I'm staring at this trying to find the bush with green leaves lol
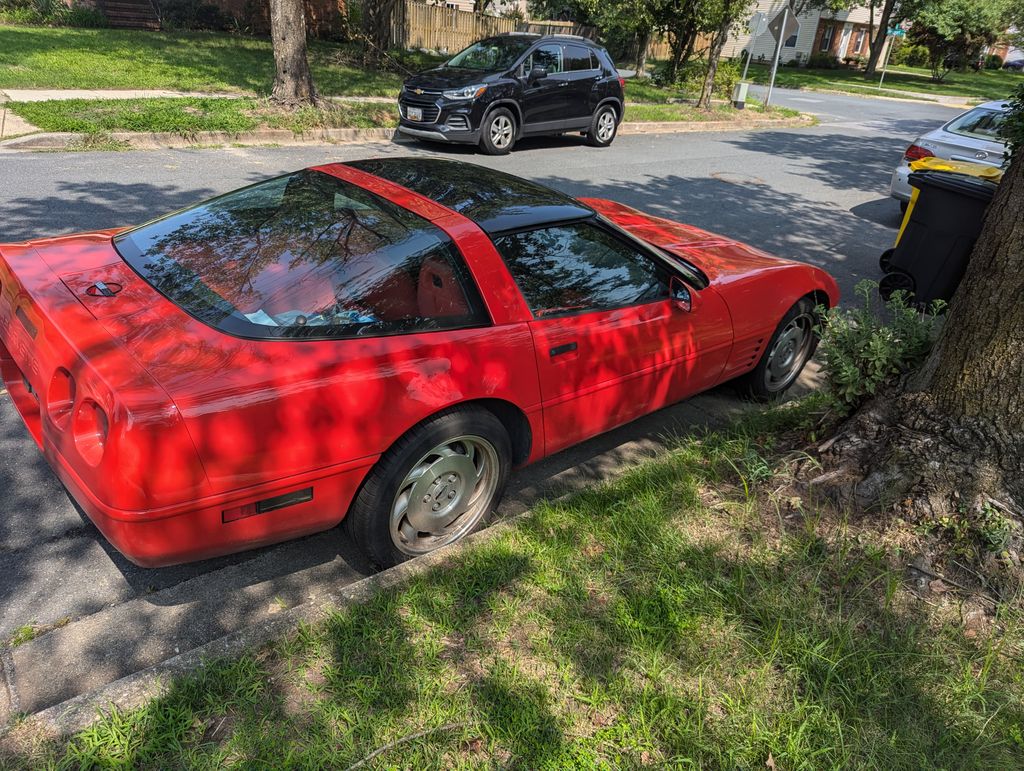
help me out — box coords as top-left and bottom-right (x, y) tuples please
(817, 280), (945, 411)
(806, 51), (840, 69)
(0, 0), (106, 26)
(889, 41), (930, 67)
(653, 57), (741, 99)
(985, 53), (1003, 69)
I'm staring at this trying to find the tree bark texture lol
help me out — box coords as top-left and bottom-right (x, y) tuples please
(911, 153), (1024, 476)
(634, 29), (651, 78)
(698, 15), (730, 109)
(863, 0), (896, 76)
(270, 0), (318, 105)
(363, 0), (399, 69)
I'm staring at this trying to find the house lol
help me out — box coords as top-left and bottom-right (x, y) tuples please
(722, 0), (895, 65)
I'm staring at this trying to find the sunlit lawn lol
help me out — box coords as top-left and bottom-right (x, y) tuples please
(744, 62), (1023, 102)
(0, 25), (441, 96)
(5, 399), (1021, 769)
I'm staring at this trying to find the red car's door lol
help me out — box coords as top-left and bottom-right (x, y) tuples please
(492, 220), (733, 455)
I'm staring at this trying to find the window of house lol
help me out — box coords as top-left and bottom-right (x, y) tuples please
(853, 28), (867, 54)
(819, 24), (836, 52)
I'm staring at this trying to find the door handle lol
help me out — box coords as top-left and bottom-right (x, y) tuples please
(558, 81), (570, 87)
(549, 341), (578, 358)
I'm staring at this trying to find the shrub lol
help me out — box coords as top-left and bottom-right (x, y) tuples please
(653, 57), (741, 99)
(0, 0), (105, 26)
(817, 280), (945, 411)
(889, 41), (930, 67)
(985, 53), (1004, 70)
(806, 51), (840, 69)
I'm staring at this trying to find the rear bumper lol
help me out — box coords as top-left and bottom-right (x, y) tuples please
(47, 444), (374, 567)
(1, 333), (375, 568)
(890, 163), (912, 202)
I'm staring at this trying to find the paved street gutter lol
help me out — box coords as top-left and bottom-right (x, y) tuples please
(0, 115), (815, 153)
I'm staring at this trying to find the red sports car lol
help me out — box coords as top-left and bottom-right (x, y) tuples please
(0, 159), (838, 568)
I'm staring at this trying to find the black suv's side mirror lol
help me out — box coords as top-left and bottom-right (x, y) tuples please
(528, 66), (548, 82)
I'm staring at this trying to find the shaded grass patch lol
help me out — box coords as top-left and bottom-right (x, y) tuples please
(4, 397), (1022, 768)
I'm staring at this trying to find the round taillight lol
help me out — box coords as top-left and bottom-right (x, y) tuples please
(47, 368), (76, 429)
(73, 399), (108, 466)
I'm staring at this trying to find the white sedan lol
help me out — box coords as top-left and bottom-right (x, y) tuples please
(889, 100), (1008, 212)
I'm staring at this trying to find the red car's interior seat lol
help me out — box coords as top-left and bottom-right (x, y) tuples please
(417, 255), (469, 318)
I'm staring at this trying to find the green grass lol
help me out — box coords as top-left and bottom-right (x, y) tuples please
(745, 62), (1023, 102)
(627, 101), (800, 122)
(7, 97), (398, 134)
(5, 399), (1021, 768)
(0, 25), (440, 96)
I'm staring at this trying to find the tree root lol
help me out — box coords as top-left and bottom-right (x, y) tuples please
(802, 391), (1024, 597)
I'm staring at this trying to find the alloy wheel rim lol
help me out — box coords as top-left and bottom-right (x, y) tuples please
(597, 110), (615, 141)
(764, 313), (814, 392)
(490, 115), (513, 148)
(390, 435), (499, 555)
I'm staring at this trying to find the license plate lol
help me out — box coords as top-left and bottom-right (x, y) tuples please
(407, 106), (422, 122)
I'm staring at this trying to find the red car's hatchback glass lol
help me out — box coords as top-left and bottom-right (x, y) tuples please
(113, 170), (488, 340)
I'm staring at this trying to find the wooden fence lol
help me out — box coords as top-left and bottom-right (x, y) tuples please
(390, 1), (598, 53)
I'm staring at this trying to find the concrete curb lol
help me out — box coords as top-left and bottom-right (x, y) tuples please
(0, 115), (814, 153)
(14, 507), (535, 740)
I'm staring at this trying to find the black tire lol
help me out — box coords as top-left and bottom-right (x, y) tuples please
(878, 270), (916, 302)
(740, 298), (820, 401)
(344, 406), (512, 569)
(478, 108), (516, 155)
(585, 104), (618, 147)
(879, 247), (895, 272)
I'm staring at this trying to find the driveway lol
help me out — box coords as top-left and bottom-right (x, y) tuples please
(0, 89), (961, 716)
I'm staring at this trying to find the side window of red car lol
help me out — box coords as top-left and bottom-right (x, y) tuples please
(493, 221), (669, 318)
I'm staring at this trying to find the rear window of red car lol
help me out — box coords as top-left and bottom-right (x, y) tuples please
(114, 170), (488, 340)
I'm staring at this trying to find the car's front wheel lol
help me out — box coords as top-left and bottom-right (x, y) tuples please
(741, 298), (819, 401)
(586, 104), (618, 147)
(344, 406), (512, 568)
(479, 108), (516, 155)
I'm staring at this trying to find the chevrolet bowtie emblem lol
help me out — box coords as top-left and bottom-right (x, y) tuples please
(414, 88), (424, 95)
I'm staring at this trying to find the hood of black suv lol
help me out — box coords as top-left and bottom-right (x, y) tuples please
(403, 66), (502, 92)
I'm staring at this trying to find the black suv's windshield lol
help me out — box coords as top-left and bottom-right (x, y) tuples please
(446, 37), (533, 71)
(113, 170), (487, 339)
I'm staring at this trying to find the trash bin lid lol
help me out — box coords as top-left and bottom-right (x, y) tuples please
(907, 170), (999, 201)
(909, 156), (1004, 183)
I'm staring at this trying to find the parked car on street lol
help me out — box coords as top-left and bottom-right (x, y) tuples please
(890, 100), (1009, 212)
(1002, 58), (1024, 71)
(0, 159), (837, 569)
(398, 33), (625, 154)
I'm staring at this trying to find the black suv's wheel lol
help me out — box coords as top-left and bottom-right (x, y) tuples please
(740, 298), (819, 401)
(479, 108), (516, 155)
(586, 104), (618, 147)
(344, 406), (512, 568)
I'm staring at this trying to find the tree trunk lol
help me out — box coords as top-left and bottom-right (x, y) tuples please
(362, 0), (398, 69)
(910, 154), (1024, 471)
(269, 0), (318, 106)
(697, 17), (730, 109)
(635, 28), (651, 78)
(863, 0), (896, 76)
(807, 150), (1024, 595)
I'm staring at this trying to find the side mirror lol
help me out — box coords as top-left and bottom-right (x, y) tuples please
(670, 277), (693, 312)
(528, 66), (548, 82)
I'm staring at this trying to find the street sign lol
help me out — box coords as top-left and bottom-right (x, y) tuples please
(887, 27), (905, 37)
(748, 11), (768, 37)
(767, 8), (799, 44)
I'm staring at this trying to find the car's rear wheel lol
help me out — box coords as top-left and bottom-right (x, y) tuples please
(344, 406), (512, 568)
(586, 104), (618, 147)
(741, 298), (819, 401)
(479, 108), (516, 155)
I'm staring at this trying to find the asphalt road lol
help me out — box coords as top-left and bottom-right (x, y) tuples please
(0, 89), (962, 711)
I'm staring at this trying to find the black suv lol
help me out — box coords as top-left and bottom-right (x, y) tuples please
(398, 33), (624, 155)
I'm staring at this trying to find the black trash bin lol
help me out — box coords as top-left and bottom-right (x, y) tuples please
(879, 170), (998, 305)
